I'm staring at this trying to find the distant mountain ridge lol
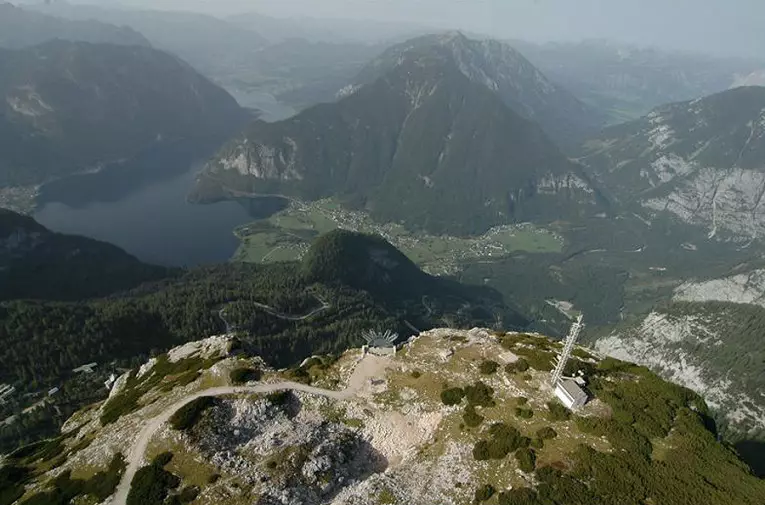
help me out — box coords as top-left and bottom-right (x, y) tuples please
(0, 40), (247, 187)
(579, 86), (765, 240)
(0, 2), (150, 49)
(348, 32), (605, 148)
(194, 33), (602, 236)
(31, 2), (268, 79)
(511, 39), (764, 123)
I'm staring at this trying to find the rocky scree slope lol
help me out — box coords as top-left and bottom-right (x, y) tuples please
(0, 40), (248, 188)
(348, 32), (605, 148)
(591, 300), (765, 441)
(579, 86), (765, 241)
(4, 329), (765, 505)
(194, 42), (601, 235)
(0, 2), (150, 49)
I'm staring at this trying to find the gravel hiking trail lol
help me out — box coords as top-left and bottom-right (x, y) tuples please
(111, 354), (389, 505)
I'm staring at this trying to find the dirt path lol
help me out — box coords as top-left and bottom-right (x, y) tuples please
(110, 352), (394, 505)
(110, 381), (351, 505)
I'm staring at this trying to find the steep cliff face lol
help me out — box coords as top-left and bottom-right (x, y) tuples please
(0, 40), (248, 187)
(580, 86), (765, 241)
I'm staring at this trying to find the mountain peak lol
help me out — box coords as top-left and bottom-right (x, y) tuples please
(196, 34), (601, 235)
(352, 32), (604, 148)
(9, 327), (765, 505)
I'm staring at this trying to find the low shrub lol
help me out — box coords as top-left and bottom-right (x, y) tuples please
(516, 397), (528, 406)
(497, 488), (538, 505)
(472, 423), (525, 461)
(464, 382), (495, 407)
(177, 486), (200, 504)
(546, 401), (571, 421)
(479, 360), (499, 375)
(463, 405), (484, 427)
(475, 484), (496, 502)
(230, 367), (261, 384)
(152, 452), (173, 467)
(472, 440), (491, 460)
(410, 370), (422, 379)
(514, 348), (556, 372)
(267, 391), (292, 406)
(505, 358), (530, 374)
(0, 465), (30, 505)
(441, 387), (465, 406)
(515, 447), (536, 472)
(530, 438), (544, 449)
(515, 408), (534, 419)
(19, 454), (126, 505)
(126, 458), (180, 505)
(169, 397), (214, 431)
(536, 427), (558, 440)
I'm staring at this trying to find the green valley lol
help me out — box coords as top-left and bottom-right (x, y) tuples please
(232, 199), (563, 275)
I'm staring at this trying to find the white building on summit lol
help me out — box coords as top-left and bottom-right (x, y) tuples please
(555, 378), (588, 410)
(550, 314), (589, 410)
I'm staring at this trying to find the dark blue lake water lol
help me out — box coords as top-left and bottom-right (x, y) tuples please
(34, 141), (286, 267)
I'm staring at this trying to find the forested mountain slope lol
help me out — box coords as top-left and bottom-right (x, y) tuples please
(350, 32), (605, 147)
(194, 37), (601, 235)
(0, 40), (247, 188)
(0, 209), (170, 301)
(0, 229), (522, 452)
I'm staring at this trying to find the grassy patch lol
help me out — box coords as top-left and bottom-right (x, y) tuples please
(16, 454), (125, 505)
(377, 488), (396, 504)
(101, 355), (220, 426)
(234, 199), (561, 272)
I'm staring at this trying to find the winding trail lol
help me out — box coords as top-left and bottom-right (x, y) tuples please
(252, 295), (330, 321)
(110, 382), (351, 505)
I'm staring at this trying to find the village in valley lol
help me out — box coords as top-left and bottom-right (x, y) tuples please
(233, 199), (564, 275)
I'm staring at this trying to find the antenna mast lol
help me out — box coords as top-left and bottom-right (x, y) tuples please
(550, 314), (584, 386)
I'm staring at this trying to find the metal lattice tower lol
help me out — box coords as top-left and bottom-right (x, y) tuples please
(550, 314), (584, 386)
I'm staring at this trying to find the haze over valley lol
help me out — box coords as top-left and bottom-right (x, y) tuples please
(1, 1), (765, 504)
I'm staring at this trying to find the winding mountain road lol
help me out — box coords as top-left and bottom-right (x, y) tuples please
(110, 382), (350, 505)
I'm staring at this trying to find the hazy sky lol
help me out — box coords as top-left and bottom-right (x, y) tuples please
(53, 0), (765, 58)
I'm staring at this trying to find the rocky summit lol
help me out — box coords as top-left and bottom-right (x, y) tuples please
(5, 329), (764, 505)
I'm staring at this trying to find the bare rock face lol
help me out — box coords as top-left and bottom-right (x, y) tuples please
(594, 307), (765, 437)
(580, 86), (765, 242)
(186, 394), (387, 505)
